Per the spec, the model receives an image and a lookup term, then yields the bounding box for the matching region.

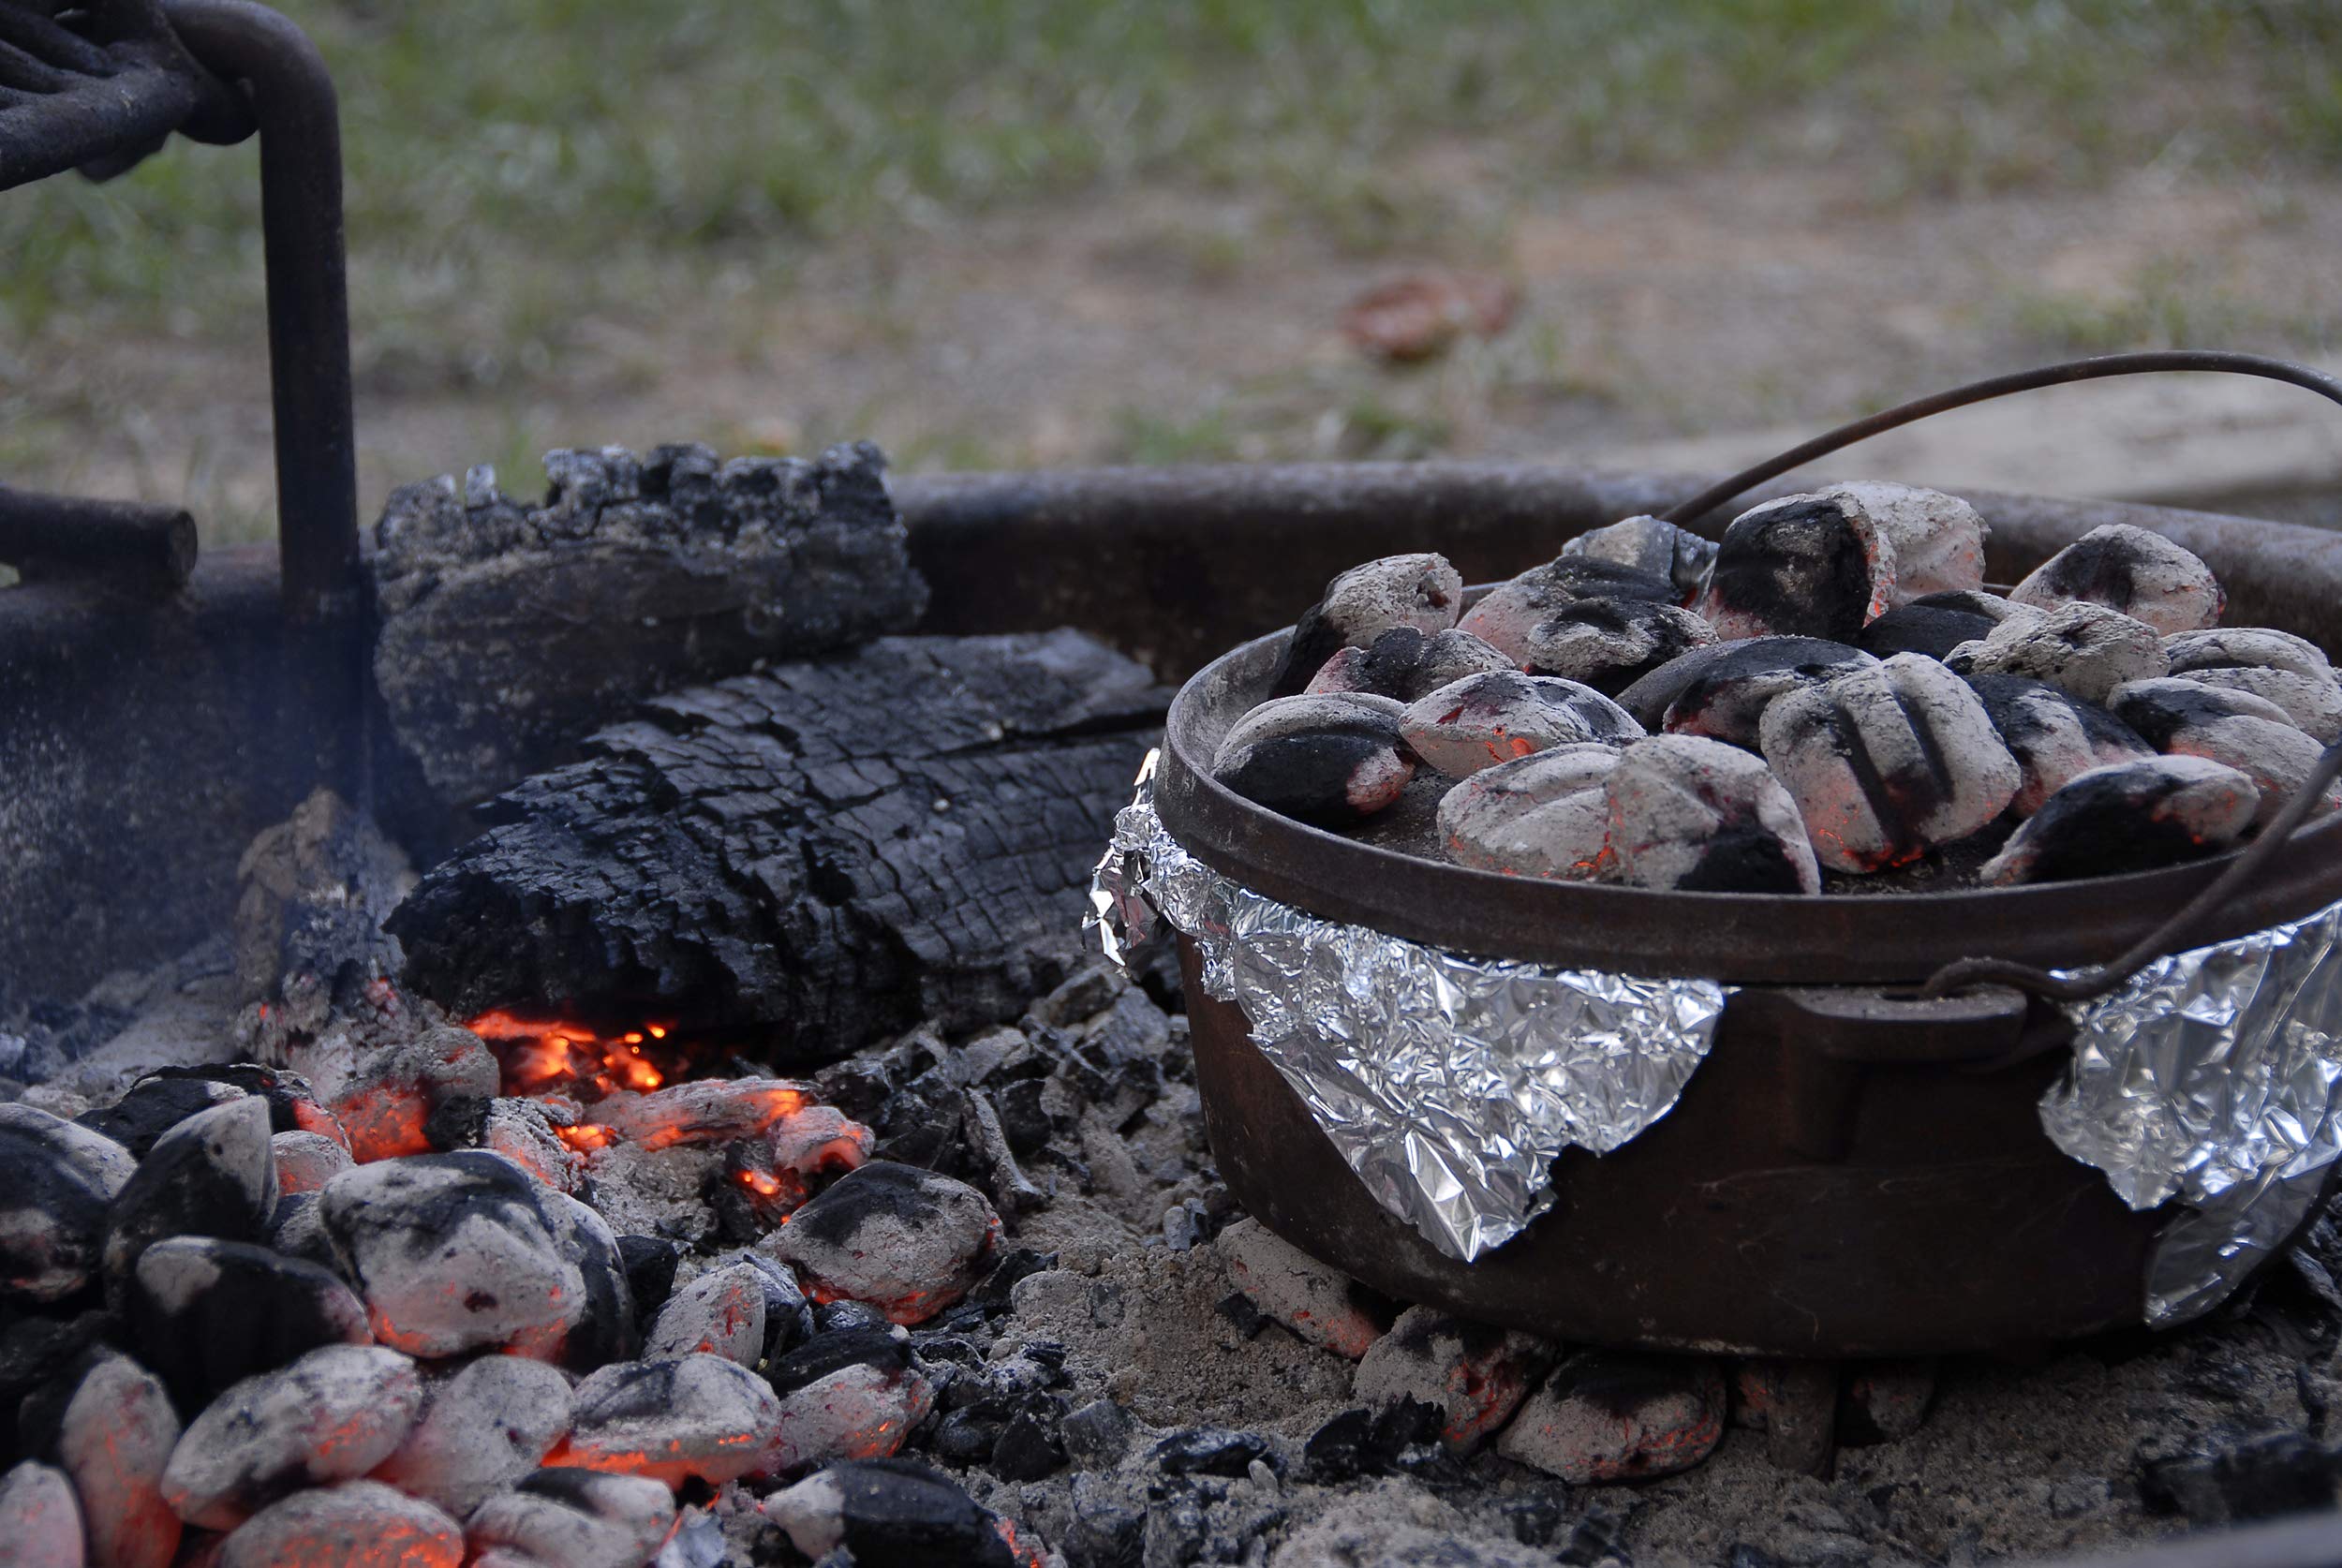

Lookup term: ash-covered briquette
[2107,676,2342,827]
[1605,735,1820,894]
[329,1027,499,1163]
[1400,672,1642,777]
[1512,598,1717,696]
[2180,665,2342,744]
[1459,558,1682,667]
[1560,514,1720,596]
[101,1096,278,1306]
[1304,626,1517,703]
[1948,599,2168,704]
[1210,692,1416,828]
[465,1467,675,1568]
[1965,674,2157,817]
[127,1235,370,1412]
[1353,1307,1556,1455]
[317,1149,634,1367]
[644,1261,769,1368]
[1911,587,2031,621]
[1817,481,1989,605]
[372,1357,575,1519]
[1496,1350,1726,1485]
[1693,492,1893,643]
[0,1463,82,1567]
[1628,636,1875,751]
[2165,626,2334,681]
[215,1479,463,1568]
[160,1341,424,1530]
[2011,522,2226,635]
[1858,601,2000,659]
[1761,653,2021,874]
[764,1458,1024,1568]
[759,1161,1001,1326]
[1267,553,1464,696]
[17,1350,182,1568]
[0,1105,135,1306]
[1435,744,1619,880]
[1979,756,2260,885]
[561,1354,785,1487]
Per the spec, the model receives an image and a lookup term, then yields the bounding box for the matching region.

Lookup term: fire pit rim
[1156,624,2342,986]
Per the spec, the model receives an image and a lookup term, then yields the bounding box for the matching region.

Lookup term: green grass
[9,2,2342,353]
[7,0,2342,502]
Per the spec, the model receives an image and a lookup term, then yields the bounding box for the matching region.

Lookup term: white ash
[1560,513,1719,596]
[371,1355,575,1517]
[1949,599,2168,704]
[595,1076,816,1151]
[1304,627,1517,703]
[1694,491,1895,643]
[1435,744,1619,881]
[1965,673,2157,817]
[2109,676,2342,827]
[0,1103,135,1304]
[1605,733,1820,895]
[161,1341,424,1530]
[215,1478,463,1568]
[1513,598,1717,697]
[2011,522,2226,635]
[1818,481,1989,606]
[1760,653,2021,874]
[1400,672,1642,777]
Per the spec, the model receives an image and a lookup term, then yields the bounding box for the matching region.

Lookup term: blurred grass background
[6,0,2342,540]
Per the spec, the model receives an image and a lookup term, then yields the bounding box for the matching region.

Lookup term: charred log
[371,440,929,806]
[387,632,1165,1062]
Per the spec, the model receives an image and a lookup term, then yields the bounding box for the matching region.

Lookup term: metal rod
[1661,351,2342,529]
[162,0,358,625]
[0,483,195,593]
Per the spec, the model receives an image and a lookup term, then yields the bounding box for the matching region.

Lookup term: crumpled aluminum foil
[2041,895,2342,1326]
[1087,753,1727,1261]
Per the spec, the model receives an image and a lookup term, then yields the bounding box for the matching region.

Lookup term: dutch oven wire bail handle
[1656,349,2342,1005]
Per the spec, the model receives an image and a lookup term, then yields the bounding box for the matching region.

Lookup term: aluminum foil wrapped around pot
[1094,754,2342,1319]
[1088,752,1727,1261]
[2044,896,2342,1326]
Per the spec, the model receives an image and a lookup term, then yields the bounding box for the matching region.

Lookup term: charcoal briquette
[1435,743,1619,880]
[1947,600,2167,705]
[1560,513,1719,596]
[1401,672,1641,777]
[1966,674,2157,817]
[128,1235,372,1413]
[1305,626,1517,703]
[1693,492,1894,642]
[2107,676,2341,827]
[0,1104,135,1305]
[102,1096,278,1304]
[159,1342,425,1530]
[1979,757,2260,885]
[1514,598,1717,696]
[1267,553,1464,695]
[2011,523,2224,635]
[1605,735,1820,894]
[1629,637,1875,751]
[1211,693,1416,827]
[1858,602,2000,660]
[1818,481,1989,605]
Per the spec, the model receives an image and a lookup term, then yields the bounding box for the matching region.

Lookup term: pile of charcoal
[1219,485,2342,891]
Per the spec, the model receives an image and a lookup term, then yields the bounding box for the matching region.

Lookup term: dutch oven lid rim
[1156,626,2342,986]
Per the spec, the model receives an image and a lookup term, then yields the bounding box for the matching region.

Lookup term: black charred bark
[387,631,1165,1063]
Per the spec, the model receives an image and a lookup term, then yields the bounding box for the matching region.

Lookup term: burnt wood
[389,631,1166,1061]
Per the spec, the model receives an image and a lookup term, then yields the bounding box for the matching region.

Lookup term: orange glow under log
[466,1009,685,1100]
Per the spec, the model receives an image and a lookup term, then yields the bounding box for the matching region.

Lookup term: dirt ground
[20,163,2342,544]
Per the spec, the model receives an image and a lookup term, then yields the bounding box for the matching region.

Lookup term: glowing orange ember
[556,1124,616,1153]
[737,1169,784,1198]
[465,1009,688,1100]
